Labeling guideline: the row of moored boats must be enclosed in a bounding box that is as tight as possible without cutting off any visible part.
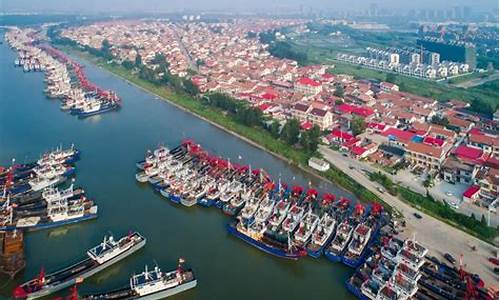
[135,139,387,265]
[346,232,496,300]
[0,146,98,231]
[12,231,197,300]
[5,28,121,119]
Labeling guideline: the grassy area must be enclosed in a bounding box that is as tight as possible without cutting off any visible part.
[325,167,395,214]
[446,71,493,85]
[63,46,393,212]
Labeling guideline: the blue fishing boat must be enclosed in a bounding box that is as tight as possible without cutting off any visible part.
[226,222,307,260]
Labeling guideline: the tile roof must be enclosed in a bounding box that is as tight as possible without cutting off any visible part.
[297,77,321,87]
[407,142,444,158]
[382,128,415,143]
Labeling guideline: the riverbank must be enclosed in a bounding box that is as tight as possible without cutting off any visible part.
[0,34,358,300]
[59,45,394,213]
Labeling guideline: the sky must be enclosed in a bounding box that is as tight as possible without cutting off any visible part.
[0,0,498,14]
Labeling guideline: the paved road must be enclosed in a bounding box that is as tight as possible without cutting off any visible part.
[329,143,499,227]
[171,26,198,72]
[319,145,499,287]
[452,71,499,89]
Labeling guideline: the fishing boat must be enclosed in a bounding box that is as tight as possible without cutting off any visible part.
[32,164,74,179]
[71,99,119,119]
[222,188,250,216]
[267,199,290,231]
[37,146,80,166]
[306,212,336,258]
[81,258,196,300]
[293,210,319,247]
[0,195,97,231]
[218,180,242,207]
[325,203,365,263]
[226,221,307,260]
[198,181,220,207]
[136,165,161,183]
[28,175,67,192]
[253,197,274,224]
[342,204,384,268]
[342,223,373,268]
[238,195,262,224]
[281,204,304,234]
[324,221,354,262]
[12,232,146,299]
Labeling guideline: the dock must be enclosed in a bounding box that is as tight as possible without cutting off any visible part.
[0,230,26,278]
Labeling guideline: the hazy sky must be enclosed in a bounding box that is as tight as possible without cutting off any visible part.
[1,0,498,14]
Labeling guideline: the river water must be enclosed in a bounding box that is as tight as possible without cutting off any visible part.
[0,30,356,299]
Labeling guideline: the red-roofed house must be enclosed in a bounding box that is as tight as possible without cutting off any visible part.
[351,146,367,158]
[380,81,399,92]
[454,145,484,162]
[327,129,354,144]
[462,185,480,202]
[366,122,387,134]
[258,103,272,113]
[468,130,499,156]
[382,128,415,147]
[300,121,313,130]
[335,103,374,118]
[442,155,477,184]
[474,167,499,202]
[423,136,445,147]
[294,77,322,95]
[289,103,333,130]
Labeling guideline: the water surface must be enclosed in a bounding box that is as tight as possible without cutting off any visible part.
[0,31,356,299]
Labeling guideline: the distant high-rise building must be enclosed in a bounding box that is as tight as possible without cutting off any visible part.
[453,6,462,19]
[390,53,400,65]
[369,3,379,17]
[463,6,472,20]
[417,38,476,69]
[411,53,421,64]
[430,53,440,65]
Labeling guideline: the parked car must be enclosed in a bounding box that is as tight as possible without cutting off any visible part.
[444,253,456,264]
[377,187,385,194]
[413,212,423,219]
[488,257,499,266]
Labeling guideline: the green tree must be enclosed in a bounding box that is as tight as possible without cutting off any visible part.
[247,31,257,38]
[307,125,321,152]
[195,59,205,67]
[151,52,166,65]
[430,115,449,127]
[135,53,142,66]
[386,73,397,83]
[121,60,134,70]
[481,214,487,226]
[281,119,300,145]
[334,84,344,98]
[351,116,366,136]
[183,79,199,96]
[270,120,281,138]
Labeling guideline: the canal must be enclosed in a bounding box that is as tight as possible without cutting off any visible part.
[0,30,356,299]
